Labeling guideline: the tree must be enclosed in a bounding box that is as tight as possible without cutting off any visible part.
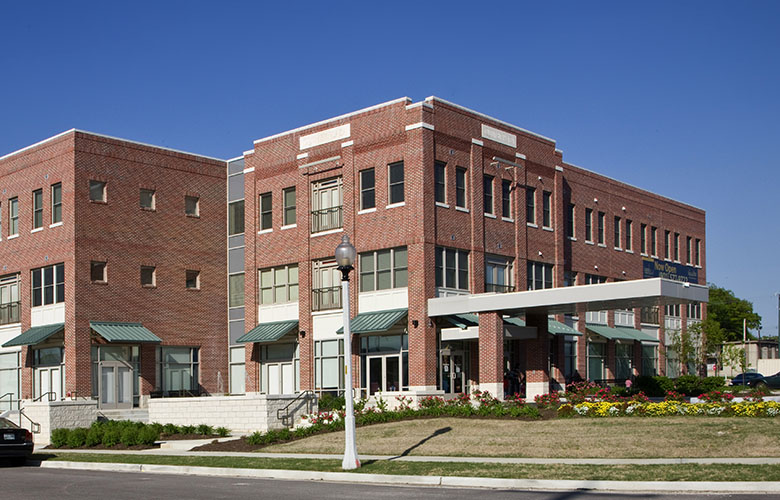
[706,284,762,342]
[721,344,750,374]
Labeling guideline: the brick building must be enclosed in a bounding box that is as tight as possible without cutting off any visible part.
[0,130,227,411]
[232,97,706,402]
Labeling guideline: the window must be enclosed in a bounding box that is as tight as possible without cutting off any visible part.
[435,247,469,290]
[140,189,155,210]
[564,271,577,287]
[526,188,536,224]
[640,223,647,254]
[483,175,494,214]
[687,302,702,320]
[564,340,577,381]
[614,216,621,248]
[259,264,299,305]
[31,263,64,307]
[641,306,660,325]
[434,161,446,203]
[185,195,199,216]
[283,187,296,226]
[686,236,692,264]
[229,346,245,395]
[616,343,632,381]
[89,180,106,202]
[140,266,156,287]
[228,200,245,235]
[51,183,62,224]
[566,204,575,238]
[485,256,513,293]
[8,198,18,236]
[664,230,670,259]
[542,191,552,228]
[0,351,20,409]
[156,346,199,395]
[259,192,272,230]
[651,226,658,256]
[388,161,404,204]
[90,262,107,283]
[360,169,375,210]
[0,274,21,325]
[360,334,409,394]
[527,261,553,290]
[32,189,43,229]
[229,273,244,308]
[311,177,342,233]
[585,208,593,241]
[674,232,680,261]
[587,341,606,381]
[625,220,632,251]
[641,345,658,376]
[585,273,607,285]
[258,342,299,395]
[314,339,344,391]
[695,238,701,266]
[597,211,605,244]
[455,167,467,208]
[312,260,340,311]
[359,247,407,292]
[501,179,512,218]
[665,304,681,317]
[186,270,200,289]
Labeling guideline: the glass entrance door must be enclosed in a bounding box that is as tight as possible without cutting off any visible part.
[367,356,400,395]
[441,351,466,394]
[99,361,133,409]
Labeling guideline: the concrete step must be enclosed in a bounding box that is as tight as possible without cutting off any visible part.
[99,409,150,423]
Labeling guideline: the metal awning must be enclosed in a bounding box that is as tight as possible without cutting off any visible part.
[2,323,64,347]
[441,314,479,329]
[504,317,583,337]
[337,308,408,334]
[586,324,658,343]
[237,320,298,343]
[90,322,162,343]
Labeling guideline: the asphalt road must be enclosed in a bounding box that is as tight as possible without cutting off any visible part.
[0,465,775,500]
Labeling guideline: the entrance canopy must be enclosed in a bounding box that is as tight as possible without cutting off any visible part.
[587,324,659,343]
[90,321,162,343]
[336,308,408,334]
[237,320,298,343]
[2,323,64,347]
[428,278,708,317]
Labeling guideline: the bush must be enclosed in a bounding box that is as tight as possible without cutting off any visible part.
[50,428,70,448]
[180,425,196,434]
[67,428,87,448]
[138,426,159,446]
[635,376,674,397]
[120,426,139,446]
[196,424,214,436]
[318,393,345,412]
[215,427,230,437]
[85,426,103,447]
[162,423,179,435]
[699,376,726,393]
[674,375,703,396]
[102,427,121,447]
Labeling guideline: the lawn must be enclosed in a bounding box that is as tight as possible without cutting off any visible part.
[260,416,780,458]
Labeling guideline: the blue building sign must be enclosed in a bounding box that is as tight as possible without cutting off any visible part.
[642,258,698,283]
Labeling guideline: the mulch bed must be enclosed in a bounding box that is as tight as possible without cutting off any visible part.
[44,443,160,451]
[192,438,260,452]
[160,433,222,441]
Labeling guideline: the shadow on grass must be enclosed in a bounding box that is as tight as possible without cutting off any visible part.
[389,426,452,460]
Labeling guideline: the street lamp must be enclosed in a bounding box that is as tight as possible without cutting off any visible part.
[336,234,360,470]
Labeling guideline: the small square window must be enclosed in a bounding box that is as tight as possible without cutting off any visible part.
[90,261,107,283]
[141,266,156,287]
[89,180,106,202]
[186,270,200,289]
[185,196,199,216]
[140,189,156,210]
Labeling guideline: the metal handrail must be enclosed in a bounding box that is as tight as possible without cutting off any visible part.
[310,206,343,233]
[312,286,341,311]
[19,410,41,434]
[276,390,315,428]
[33,391,56,402]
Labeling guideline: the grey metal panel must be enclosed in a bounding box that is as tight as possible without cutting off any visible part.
[228,158,245,175]
[229,319,245,345]
[228,307,245,321]
[228,174,245,201]
[228,234,244,249]
[229,247,245,274]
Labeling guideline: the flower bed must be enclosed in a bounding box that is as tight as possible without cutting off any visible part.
[559,400,780,418]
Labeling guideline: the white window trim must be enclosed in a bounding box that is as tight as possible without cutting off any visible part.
[501,217,514,223]
[543,227,554,232]
[310,227,343,238]
[357,208,377,215]
[484,213,497,219]
[435,202,450,209]
[598,243,607,248]
[526,222,538,228]
[49,222,63,229]
[568,236,577,241]
[7,234,19,240]
[257,228,273,235]
[31,228,44,234]
[281,224,297,230]
[585,240,594,246]
[385,202,405,209]
[626,249,634,254]
[455,207,469,213]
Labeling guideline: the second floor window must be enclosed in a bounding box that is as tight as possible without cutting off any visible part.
[311,177,342,233]
[228,200,244,235]
[542,191,552,228]
[90,262,107,283]
[674,232,680,261]
[283,187,296,226]
[435,247,469,290]
[259,192,272,230]
[614,216,621,248]
[501,180,511,219]
[140,189,155,210]
[640,223,647,254]
[597,211,605,244]
[359,247,408,292]
[89,180,106,202]
[312,260,340,311]
[625,220,633,251]
[585,208,593,241]
[483,175,494,214]
[455,167,466,208]
[0,274,20,325]
[360,169,375,210]
[434,161,446,203]
[32,263,64,307]
[527,261,553,290]
[9,198,18,236]
[51,183,62,224]
[651,226,658,256]
[566,204,575,238]
[388,161,404,204]
[185,196,199,217]
[664,230,671,259]
[695,238,701,266]
[686,236,692,264]
[32,189,43,229]
[526,188,536,224]
[485,256,513,293]
[259,264,299,305]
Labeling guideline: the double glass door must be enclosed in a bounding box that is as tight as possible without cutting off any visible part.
[441,351,466,394]
[99,361,133,409]
[367,356,400,394]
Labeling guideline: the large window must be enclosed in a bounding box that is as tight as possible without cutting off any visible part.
[641,345,658,376]
[527,261,553,290]
[156,346,199,395]
[228,200,245,235]
[259,192,272,230]
[33,346,64,401]
[501,180,512,219]
[542,191,552,228]
[640,223,647,254]
[641,306,660,325]
[33,189,43,229]
[312,260,340,311]
[597,211,605,244]
[8,198,18,236]
[455,167,467,209]
[651,226,658,256]
[229,273,244,308]
[0,274,20,325]
[388,161,404,204]
[585,208,593,241]
[614,216,621,248]
[359,247,408,292]
[258,342,299,395]
[360,334,409,395]
[283,187,296,226]
[0,352,20,411]
[360,169,375,210]
[435,247,469,291]
[434,161,446,204]
[311,177,342,233]
[314,339,344,392]
[616,343,632,381]
[51,183,62,224]
[259,264,299,305]
[483,175,494,215]
[625,219,633,251]
[229,346,245,395]
[32,263,64,307]
[485,256,513,293]
[526,187,536,224]
[587,341,606,381]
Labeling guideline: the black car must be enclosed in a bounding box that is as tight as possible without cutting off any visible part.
[749,371,780,390]
[731,372,764,386]
[0,418,33,465]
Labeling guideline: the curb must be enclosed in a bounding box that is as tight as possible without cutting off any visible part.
[38,460,780,493]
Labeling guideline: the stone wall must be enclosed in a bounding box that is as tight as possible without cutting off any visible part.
[19,399,98,446]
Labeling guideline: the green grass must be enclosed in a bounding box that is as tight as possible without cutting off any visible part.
[36,453,780,481]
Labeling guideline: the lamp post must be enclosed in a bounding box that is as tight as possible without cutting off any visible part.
[335,234,360,470]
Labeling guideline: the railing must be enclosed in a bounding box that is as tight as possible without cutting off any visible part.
[0,301,20,325]
[0,392,19,413]
[310,206,342,233]
[19,410,41,434]
[276,390,315,428]
[485,283,515,293]
[312,287,341,311]
[33,391,56,402]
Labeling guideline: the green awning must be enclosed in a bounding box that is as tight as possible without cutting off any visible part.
[90,321,162,343]
[442,314,479,329]
[337,308,408,334]
[237,320,298,343]
[548,320,582,337]
[586,324,657,342]
[2,323,65,347]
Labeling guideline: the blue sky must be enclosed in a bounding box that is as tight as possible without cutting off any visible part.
[1,1,778,336]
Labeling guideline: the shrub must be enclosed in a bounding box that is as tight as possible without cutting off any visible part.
[699,376,726,393]
[85,426,103,447]
[120,426,139,446]
[102,427,121,447]
[674,374,703,396]
[557,404,576,418]
[138,426,159,445]
[67,428,87,448]
[318,393,345,412]
[635,376,674,397]
[534,391,561,409]
[180,425,196,435]
[50,428,70,448]
[215,426,230,437]
[664,390,685,402]
[196,424,214,436]
[162,423,179,435]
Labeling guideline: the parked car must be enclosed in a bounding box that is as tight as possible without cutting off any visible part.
[731,372,764,386]
[749,371,780,390]
[0,418,33,465]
